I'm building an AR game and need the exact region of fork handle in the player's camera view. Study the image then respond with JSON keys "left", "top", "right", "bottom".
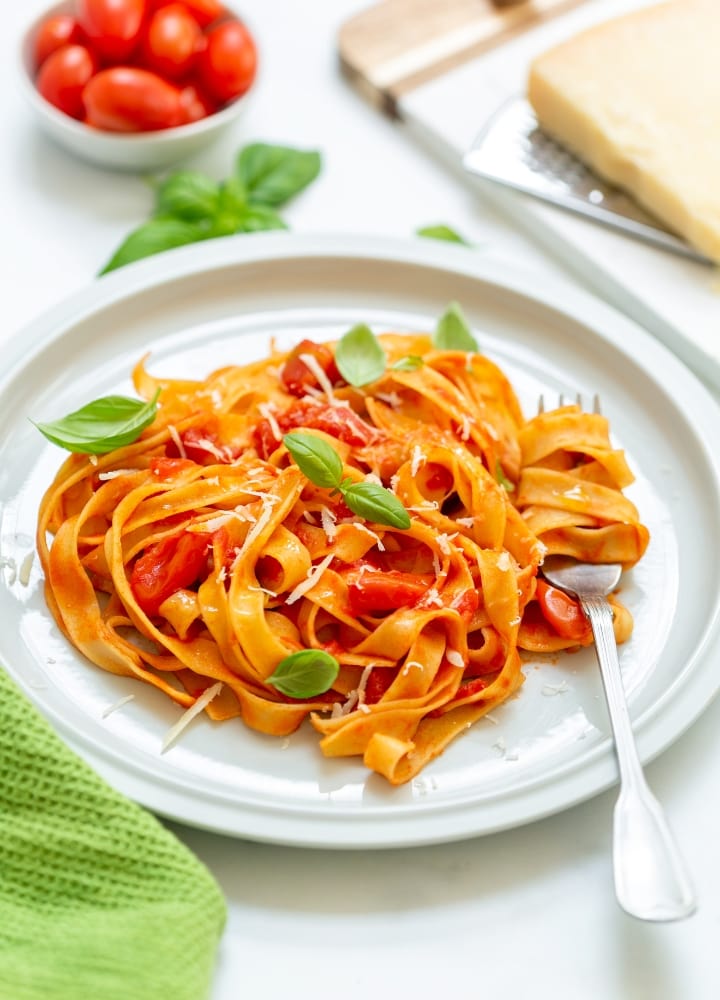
{"left": 580, "top": 596, "right": 696, "bottom": 921}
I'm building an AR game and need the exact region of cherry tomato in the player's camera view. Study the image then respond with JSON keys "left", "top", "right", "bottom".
{"left": 77, "top": 0, "right": 147, "bottom": 62}
{"left": 179, "top": 83, "right": 216, "bottom": 122}
{"left": 37, "top": 44, "right": 97, "bottom": 120}
{"left": 83, "top": 67, "right": 185, "bottom": 131}
{"left": 149, "top": 0, "right": 226, "bottom": 28}
{"left": 344, "top": 566, "right": 432, "bottom": 617}
{"left": 535, "top": 579, "right": 591, "bottom": 642}
{"left": 142, "top": 3, "right": 204, "bottom": 79}
{"left": 280, "top": 339, "right": 341, "bottom": 397}
{"left": 197, "top": 19, "right": 257, "bottom": 104}
{"left": 130, "top": 531, "right": 210, "bottom": 617}
{"left": 34, "top": 15, "right": 84, "bottom": 69}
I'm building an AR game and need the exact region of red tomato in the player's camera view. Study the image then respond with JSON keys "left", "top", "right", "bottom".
{"left": 130, "top": 531, "right": 210, "bottom": 617}
{"left": 179, "top": 83, "right": 216, "bottom": 122}
{"left": 37, "top": 45, "right": 97, "bottom": 120}
{"left": 535, "top": 579, "right": 591, "bottom": 642}
{"left": 280, "top": 339, "right": 341, "bottom": 397}
{"left": 281, "top": 401, "right": 375, "bottom": 446}
{"left": 149, "top": 0, "right": 225, "bottom": 28}
{"left": 364, "top": 667, "right": 396, "bottom": 705}
{"left": 197, "top": 19, "right": 257, "bottom": 104}
{"left": 83, "top": 67, "right": 185, "bottom": 131}
{"left": 77, "top": 0, "right": 147, "bottom": 62}
{"left": 344, "top": 566, "right": 432, "bottom": 617}
{"left": 34, "top": 15, "right": 84, "bottom": 69}
{"left": 142, "top": 3, "right": 204, "bottom": 79}
{"left": 150, "top": 456, "right": 197, "bottom": 478}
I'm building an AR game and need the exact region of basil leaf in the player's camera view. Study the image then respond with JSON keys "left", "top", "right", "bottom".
{"left": 236, "top": 143, "right": 322, "bottom": 207}
{"left": 417, "top": 224, "right": 469, "bottom": 245}
{"left": 392, "top": 355, "right": 424, "bottom": 372}
{"left": 33, "top": 391, "right": 160, "bottom": 455}
{"left": 156, "top": 171, "right": 220, "bottom": 221}
{"left": 266, "top": 649, "right": 340, "bottom": 698}
{"left": 99, "top": 217, "right": 209, "bottom": 275}
{"left": 236, "top": 204, "right": 289, "bottom": 233}
{"left": 334, "top": 324, "right": 386, "bottom": 387}
{"left": 341, "top": 481, "right": 411, "bottom": 529}
{"left": 434, "top": 302, "right": 479, "bottom": 352}
{"left": 283, "top": 432, "right": 343, "bottom": 489}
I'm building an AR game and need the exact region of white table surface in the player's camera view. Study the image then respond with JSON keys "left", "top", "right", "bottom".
{"left": 4, "top": 3, "right": 720, "bottom": 998}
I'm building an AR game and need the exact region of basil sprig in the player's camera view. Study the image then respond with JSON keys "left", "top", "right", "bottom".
{"left": 335, "top": 324, "right": 386, "bottom": 387}
{"left": 33, "top": 390, "right": 160, "bottom": 455}
{"left": 100, "top": 143, "right": 321, "bottom": 274}
{"left": 434, "top": 301, "right": 478, "bottom": 352}
{"left": 283, "top": 431, "right": 411, "bottom": 529}
{"left": 267, "top": 648, "right": 340, "bottom": 698}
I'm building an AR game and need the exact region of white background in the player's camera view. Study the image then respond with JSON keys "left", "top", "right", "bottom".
{"left": 3, "top": 2, "right": 720, "bottom": 998}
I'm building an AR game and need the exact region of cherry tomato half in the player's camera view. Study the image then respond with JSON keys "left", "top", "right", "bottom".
{"left": 142, "top": 3, "right": 204, "bottom": 79}
{"left": 37, "top": 44, "right": 97, "bottom": 120}
{"left": 197, "top": 19, "right": 257, "bottom": 104}
{"left": 83, "top": 66, "right": 185, "bottom": 131}
{"left": 130, "top": 531, "right": 210, "bottom": 617}
{"left": 34, "top": 15, "right": 84, "bottom": 69}
{"left": 535, "top": 579, "right": 591, "bottom": 642}
{"left": 77, "top": 0, "right": 147, "bottom": 62}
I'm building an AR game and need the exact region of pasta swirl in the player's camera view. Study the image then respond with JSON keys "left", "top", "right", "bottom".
{"left": 37, "top": 332, "right": 648, "bottom": 783}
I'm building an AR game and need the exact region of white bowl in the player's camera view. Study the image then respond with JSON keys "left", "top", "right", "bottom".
{"left": 18, "top": 1, "right": 249, "bottom": 172}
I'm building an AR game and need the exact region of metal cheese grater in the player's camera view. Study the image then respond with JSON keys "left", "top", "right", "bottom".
{"left": 463, "top": 97, "right": 710, "bottom": 264}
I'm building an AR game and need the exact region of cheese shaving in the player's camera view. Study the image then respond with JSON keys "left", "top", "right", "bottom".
{"left": 18, "top": 551, "right": 35, "bottom": 587}
{"left": 320, "top": 505, "right": 337, "bottom": 542}
{"left": 167, "top": 424, "right": 187, "bottom": 459}
{"left": 258, "top": 401, "right": 282, "bottom": 442}
{"left": 410, "top": 445, "right": 426, "bottom": 476}
{"left": 161, "top": 682, "right": 223, "bottom": 753}
{"left": 97, "top": 469, "right": 138, "bottom": 480}
{"left": 446, "top": 649, "right": 465, "bottom": 668}
{"left": 285, "top": 553, "right": 334, "bottom": 605}
{"left": 299, "top": 352, "right": 338, "bottom": 404}
{"left": 101, "top": 694, "right": 135, "bottom": 719}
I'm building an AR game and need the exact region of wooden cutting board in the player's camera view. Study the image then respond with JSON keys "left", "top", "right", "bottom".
{"left": 338, "top": 0, "right": 720, "bottom": 392}
{"left": 339, "top": 0, "right": 585, "bottom": 116}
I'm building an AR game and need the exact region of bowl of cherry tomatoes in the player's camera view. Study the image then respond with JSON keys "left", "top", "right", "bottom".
{"left": 20, "top": 0, "right": 258, "bottom": 171}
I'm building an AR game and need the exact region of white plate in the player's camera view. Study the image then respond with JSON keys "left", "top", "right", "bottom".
{"left": 3, "top": 233, "right": 720, "bottom": 849}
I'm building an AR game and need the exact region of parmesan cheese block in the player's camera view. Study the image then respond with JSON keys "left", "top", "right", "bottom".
{"left": 527, "top": 0, "right": 720, "bottom": 262}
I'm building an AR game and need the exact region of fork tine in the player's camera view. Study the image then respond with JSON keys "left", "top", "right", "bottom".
{"left": 537, "top": 392, "right": 602, "bottom": 415}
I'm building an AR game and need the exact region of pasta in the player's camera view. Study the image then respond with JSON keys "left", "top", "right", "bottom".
{"left": 37, "top": 329, "right": 649, "bottom": 784}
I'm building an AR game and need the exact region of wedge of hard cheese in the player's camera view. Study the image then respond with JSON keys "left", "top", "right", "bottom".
{"left": 528, "top": 0, "right": 720, "bottom": 262}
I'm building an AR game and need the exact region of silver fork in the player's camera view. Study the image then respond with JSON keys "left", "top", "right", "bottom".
{"left": 539, "top": 395, "right": 696, "bottom": 921}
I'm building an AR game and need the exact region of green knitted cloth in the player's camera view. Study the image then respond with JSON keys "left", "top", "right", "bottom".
{"left": 0, "top": 667, "right": 226, "bottom": 1000}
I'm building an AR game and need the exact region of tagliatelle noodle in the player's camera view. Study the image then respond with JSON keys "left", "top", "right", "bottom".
{"left": 37, "top": 332, "right": 649, "bottom": 783}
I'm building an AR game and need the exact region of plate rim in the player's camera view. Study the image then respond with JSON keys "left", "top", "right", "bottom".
{"left": 4, "top": 231, "right": 720, "bottom": 848}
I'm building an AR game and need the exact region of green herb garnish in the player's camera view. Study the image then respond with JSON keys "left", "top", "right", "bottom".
{"left": 433, "top": 301, "right": 479, "bottom": 352}
{"left": 33, "top": 390, "right": 160, "bottom": 455}
{"left": 283, "top": 431, "right": 411, "bottom": 529}
{"left": 416, "top": 224, "right": 470, "bottom": 245}
{"left": 334, "top": 324, "right": 387, "bottom": 387}
{"left": 495, "top": 461, "right": 515, "bottom": 492}
{"left": 391, "top": 355, "right": 424, "bottom": 372}
{"left": 266, "top": 649, "right": 340, "bottom": 698}
{"left": 99, "top": 142, "right": 321, "bottom": 274}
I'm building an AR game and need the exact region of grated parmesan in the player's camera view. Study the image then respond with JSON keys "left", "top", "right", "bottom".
{"left": 410, "top": 445, "right": 426, "bottom": 476}
{"left": 160, "top": 682, "right": 223, "bottom": 753}
{"left": 285, "top": 553, "right": 334, "bottom": 605}
{"left": 320, "top": 505, "right": 337, "bottom": 542}
{"left": 446, "top": 649, "right": 465, "bottom": 668}
{"left": 257, "top": 401, "right": 282, "bottom": 442}
{"left": 18, "top": 551, "right": 35, "bottom": 586}
{"left": 167, "top": 424, "right": 187, "bottom": 459}
{"left": 0, "top": 556, "right": 17, "bottom": 585}
{"left": 299, "top": 352, "right": 338, "bottom": 404}
{"left": 101, "top": 694, "right": 135, "bottom": 719}
{"left": 97, "top": 469, "right": 138, "bottom": 480}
